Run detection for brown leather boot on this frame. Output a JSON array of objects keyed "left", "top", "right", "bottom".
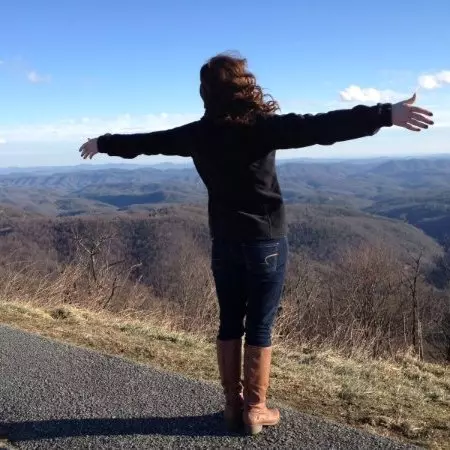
[
  {"left": 243, "top": 344, "right": 280, "bottom": 435},
  {"left": 216, "top": 338, "right": 244, "bottom": 431}
]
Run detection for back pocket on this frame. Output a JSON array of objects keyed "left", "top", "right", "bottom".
[{"left": 242, "top": 242, "right": 279, "bottom": 274}]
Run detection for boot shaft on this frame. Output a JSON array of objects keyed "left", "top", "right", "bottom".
[
  {"left": 216, "top": 338, "right": 243, "bottom": 393},
  {"left": 243, "top": 344, "right": 272, "bottom": 407},
  {"left": 243, "top": 344, "right": 280, "bottom": 433}
]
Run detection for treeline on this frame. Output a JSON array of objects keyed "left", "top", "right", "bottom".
[
  {"left": 0, "top": 213, "right": 449, "bottom": 363},
  {"left": 0, "top": 205, "right": 440, "bottom": 275}
]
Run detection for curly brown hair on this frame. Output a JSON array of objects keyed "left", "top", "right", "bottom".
[{"left": 200, "top": 52, "right": 280, "bottom": 123}]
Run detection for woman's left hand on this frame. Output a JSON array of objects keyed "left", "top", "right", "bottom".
[{"left": 392, "top": 93, "right": 434, "bottom": 131}]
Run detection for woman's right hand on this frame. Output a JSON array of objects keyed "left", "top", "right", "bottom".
[
  {"left": 79, "top": 133, "right": 112, "bottom": 160},
  {"left": 392, "top": 93, "right": 434, "bottom": 131},
  {"left": 79, "top": 138, "right": 99, "bottom": 160}
]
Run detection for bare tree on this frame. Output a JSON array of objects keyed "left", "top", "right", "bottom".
[
  {"left": 403, "top": 252, "right": 424, "bottom": 360},
  {"left": 70, "top": 222, "right": 117, "bottom": 284}
]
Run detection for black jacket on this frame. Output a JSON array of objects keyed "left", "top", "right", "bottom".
[{"left": 97, "top": 103, "right": 393, "bottom": 240}]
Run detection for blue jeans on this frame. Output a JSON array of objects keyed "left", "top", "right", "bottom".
[{"left": 211, "top": 237, "right": 288, "bottom": 347}]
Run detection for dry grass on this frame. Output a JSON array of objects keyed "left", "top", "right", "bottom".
[{"left": 1, "top": 300, "right": 448, "bottom": 449}]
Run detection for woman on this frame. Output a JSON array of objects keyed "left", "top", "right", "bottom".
[{"left": 79, "top": 53, "right": 433, "bottom": 435}]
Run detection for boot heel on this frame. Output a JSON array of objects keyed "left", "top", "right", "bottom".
[{"left": 245, "top": 423, "right": 263, "bottom": 435}]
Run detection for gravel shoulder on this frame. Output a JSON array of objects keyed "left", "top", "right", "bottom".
[{"left": 0, "top": 324, "right": 420, "bottom": 449}]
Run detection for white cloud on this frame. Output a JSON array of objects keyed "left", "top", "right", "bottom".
[
  {"left": 339, "top": 85, "right": 404, "bottom": 102},
  {"left": 1, "top": 104, "right": 449, "bottom": 148},
  {"left": 0, "top": 113, "right": 200, "bottom": 144},
  {"left": 418, "top": 71, "right": 450, "bottom": 90},
  {"left": 340, "top": 69, "right": 450, "bottom": 103},
  {"left": 27, "top": 70, "right": 51, "bottom": 84}
]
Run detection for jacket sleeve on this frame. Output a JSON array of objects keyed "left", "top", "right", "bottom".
[
  {"left": 261, "top": 103, "right": 393, "bottom": 150},
  {"left": 96, "top": 121, "right": 199, "bottom": 159}
]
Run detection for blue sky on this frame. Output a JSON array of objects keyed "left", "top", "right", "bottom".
[{"left": 1, "top": 0, "right": 449, "bottom": 166}]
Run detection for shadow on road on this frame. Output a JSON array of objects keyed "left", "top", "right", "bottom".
[{"left": 1, "top": 413, "right": 241, "bottom": 442}]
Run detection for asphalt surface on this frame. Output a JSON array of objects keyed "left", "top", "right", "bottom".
[{"left": 0, "top": 324, "right": 421, "bottom": 449}]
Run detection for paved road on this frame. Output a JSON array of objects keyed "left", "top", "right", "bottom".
[{"left": 0, "top": 324, "right": 420, "bottom": 449}]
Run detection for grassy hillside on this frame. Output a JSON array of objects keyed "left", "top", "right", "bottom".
[{"left": 1, "top": 301, "right": 448, "bottom": 449}]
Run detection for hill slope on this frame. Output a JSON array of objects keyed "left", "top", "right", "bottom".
[
  {"left": 1, "top": 158, "right": 450, "bottom": 245},
  {"left": 0, "top": 204, "right": 440, "bottom": 275}
]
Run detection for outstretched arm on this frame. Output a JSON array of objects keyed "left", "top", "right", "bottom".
[
  {"left": 261, "top": 94, "right": 433, "bottom": 150},
  {"left": 79, "top": 121, "right": 199, "bottom": 160}
]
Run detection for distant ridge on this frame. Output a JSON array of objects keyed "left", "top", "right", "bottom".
[{"left": 1, "top": 154, "right": 450, "bottom": 174}]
